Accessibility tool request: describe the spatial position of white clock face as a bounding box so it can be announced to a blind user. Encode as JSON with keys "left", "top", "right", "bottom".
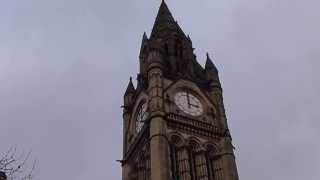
{"left": 136, "top": 102, "right": 148, "bottom": 132}
{"left": 174, "top": 91, "right": 203, "bottom": 116}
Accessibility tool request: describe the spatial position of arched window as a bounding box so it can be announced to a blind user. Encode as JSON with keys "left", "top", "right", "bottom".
{"left": 189, "top": 141, "right": 209, "bottom": 180}
{"left": 129, "top": 144, "right": 151, "bottom": 180}
{"left": 206, "top": 144, "right": 223, "bottom": 180}
{"left": 169, "top": 134, "right": 192, "bottom": 180}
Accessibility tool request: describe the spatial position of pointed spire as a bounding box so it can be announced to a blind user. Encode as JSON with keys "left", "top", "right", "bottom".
{"left": 187, "top": 34, "right": 193, "bottom": 44}
{"left": 124, "top": 77, "right": 135, "bottom": 95}
{"left": 150, "top": 0, "right": 186, "bottom": 39}
{"left": 139, "top": 32, "right": 148, "bottom": 57}
{"left": 205, "top": 53, "right": 218, "bottom": 73}
{"left": 143, "top": 32, "right": 148, "bottom": 41}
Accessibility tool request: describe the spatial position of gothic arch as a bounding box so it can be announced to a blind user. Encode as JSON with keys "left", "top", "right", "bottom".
{"left": 168, "top": 131, "right": 185, "bottom": 147}
{"left": 186, "top": 137, "right": 202, "bottom": 150}
{"left": 129, "top": 92, "right": 149, "bottom": 135}
{"left": 204, "top": 142, "right": 220, "bottom": 154}
{"left": 164, "top": 79, "right": 215, "bottom": 111}
{"left": 204, "top": 142, "right": 224, "bottom": 180}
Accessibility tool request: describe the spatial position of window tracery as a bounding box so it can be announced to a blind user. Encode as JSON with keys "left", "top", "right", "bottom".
{"left": 169, "top": 134, "right": 224, "bottom": 180}
{"left": 207, "top": 144, "right": 223, "bottom": 180}
{"left": 128, "top": 144, "right": 151, "bottom": 180}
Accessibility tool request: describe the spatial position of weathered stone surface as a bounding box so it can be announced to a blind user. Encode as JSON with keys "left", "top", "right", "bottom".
{"left": 121, "top": 1, "right": 239, "bottom": 180}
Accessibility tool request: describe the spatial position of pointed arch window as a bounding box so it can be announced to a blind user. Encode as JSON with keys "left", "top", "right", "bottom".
{"left": 189, "top": 141, "right": 209, "bottom": 180}
{"left": 169, "top": 135, "right": 192, "bottom": 180}
{"left": 206, "top": 144, "right": 223, "bottom": 180}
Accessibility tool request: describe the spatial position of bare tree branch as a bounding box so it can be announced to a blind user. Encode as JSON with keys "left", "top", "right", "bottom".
{"left": 0, "top": 147, "right": 36, "bottom": 180}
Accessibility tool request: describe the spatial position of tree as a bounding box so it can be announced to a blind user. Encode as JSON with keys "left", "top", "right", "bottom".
{"left": 0, "top": 147, "right": 36, "bottom": 180}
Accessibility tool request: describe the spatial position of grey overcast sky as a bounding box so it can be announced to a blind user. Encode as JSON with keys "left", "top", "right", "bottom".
{"left": 0, "top": 0, "right": 319, "bottom": 179}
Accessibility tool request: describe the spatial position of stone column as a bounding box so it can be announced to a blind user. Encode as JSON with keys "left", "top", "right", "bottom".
{"left": 220, "top": 138, "right": 239, "bottom": 180}
{"left": 122, "top": 163, "right": 131, "bottom": 180}
{"left": 122, "top": 104, "right": 131, "bottom": 180}
{"left": 208, "top": 87, "right": 227, "bottom": 130}
{"left": 147, "top": 51, "right": 170, "bottom": 180}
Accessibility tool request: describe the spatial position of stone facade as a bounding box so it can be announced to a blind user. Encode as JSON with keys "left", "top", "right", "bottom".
{"left": 121, "top": 1, "right": 239, "bottom": 180}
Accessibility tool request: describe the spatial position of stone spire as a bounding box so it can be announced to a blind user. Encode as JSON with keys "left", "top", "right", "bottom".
{"left": 205, "top": 53, "right": 218, "bottom": 74}
{"left": 124, "top": 77, "right": 135, "bottom": 96}
{"left": 150, "top": 0, "right": 187, "bottom": 39}
{"left": 139, "top": 32, "right": 149, "bottom": 57}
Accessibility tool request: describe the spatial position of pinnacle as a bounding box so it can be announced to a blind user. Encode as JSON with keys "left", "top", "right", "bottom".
{"left": 142, "top": 32, "right": 148, "bottom": 45}
{"left": 205, "top": 53, "right": 218, "bottom": 73}
{"left": 143, "top": 32, "right": 148, "bottom": 40}
{"left": 139, "top": 32, "right": 149, "bottom": 57}
{"left": 206, "top": 53, "right": 211, "bottom": 61}
{"left": 150, "top": 0, "right": 186, "bottom": 39}
{"left": 124, "top": 77, "right": 135, "bottom": 95}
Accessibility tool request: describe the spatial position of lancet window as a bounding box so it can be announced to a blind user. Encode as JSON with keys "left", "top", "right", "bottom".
{"left": 169, "top": 134, "right": 223, "bottom": 180}
{"left": 128, "top": 144, "right": 151, "bottom": 180}
{"left": 207, "top": 144, "right": 223, "bottom": 180}
{"left": 189, "top": 141, "right": 209, "bottom": 180}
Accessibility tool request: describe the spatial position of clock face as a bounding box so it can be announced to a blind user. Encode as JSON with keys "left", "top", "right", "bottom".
{"left": 136, "top": 102, "right": 148, "bottom": 132}
{"left": 174, "top": 91, "right": 203, "bottom": 116}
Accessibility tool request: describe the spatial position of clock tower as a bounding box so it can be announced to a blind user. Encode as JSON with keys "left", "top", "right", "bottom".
{"left": 121, "top": 1, "right": 239, "bottom": 180}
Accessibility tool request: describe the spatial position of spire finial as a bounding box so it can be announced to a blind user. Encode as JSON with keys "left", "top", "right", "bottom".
{"left": 150, "top": 0, "right": 187, "bottom": 39}
{"left": 205, "top": 52, "right": 218, "bottom": 73}
{"left": 139, "top": 32, "right": 149, "bottom": 57}
{"left": 125, "top": 76, "right": 135, "bottom": 95}
{"left": 142, "top": 32, "right": 148, "bottom": 40}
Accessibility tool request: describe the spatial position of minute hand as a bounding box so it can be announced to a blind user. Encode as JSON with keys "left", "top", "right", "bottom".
{"left": 189, "top": 103, "right": 199, "bottom": 108}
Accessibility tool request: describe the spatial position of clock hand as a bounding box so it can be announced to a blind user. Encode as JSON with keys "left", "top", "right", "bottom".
{"left": 186, "top": 92, "right": 191, "bottom": 108}
{"left": 189, "top": 103, "right": 199, "bottom": 108}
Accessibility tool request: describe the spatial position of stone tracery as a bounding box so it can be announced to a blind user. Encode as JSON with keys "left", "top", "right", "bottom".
{"left": 168, "top": 133, "right": 223, "bottom": 180}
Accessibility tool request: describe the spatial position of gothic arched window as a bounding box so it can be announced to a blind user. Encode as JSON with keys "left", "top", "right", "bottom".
{"left": 206, "top": 144, "right": 223, "bottom": 180}
{"left": 169, "top": 134, "right": 192, "bottom": 180}
{"left": 188, "top": 141, "right": 209, "bottom": 180}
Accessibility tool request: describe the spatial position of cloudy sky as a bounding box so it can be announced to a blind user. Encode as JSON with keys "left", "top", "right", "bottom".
{"left": 0, "top": 0, "right": 319, "bottom": 179}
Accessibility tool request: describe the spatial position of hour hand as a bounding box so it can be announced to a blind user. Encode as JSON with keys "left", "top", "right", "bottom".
{"left": 189, "top": 103, "right": 199, "bottom": 108}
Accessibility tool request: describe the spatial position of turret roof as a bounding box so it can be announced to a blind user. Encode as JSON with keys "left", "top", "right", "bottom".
{"left": 124, "top": 77, "right": 135, "bottom": 95}
{"left": 205, "top": 53, "right": 218, "bottom": 73}
{"left": 150, "top": 0, "right": 187, "bottom": 39}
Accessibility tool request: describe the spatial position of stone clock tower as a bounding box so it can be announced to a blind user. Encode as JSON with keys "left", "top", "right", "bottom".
{"left": 121, "top": 1, "right": 239, "bottom": 180}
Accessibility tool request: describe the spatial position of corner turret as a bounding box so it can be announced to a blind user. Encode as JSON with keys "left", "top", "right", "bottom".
{"left": 205, "top": 53, "right": 221, "bottom": 88}
{"left": 205, "top": 53, "right": 218, "bottom": 74}
{"left": 123, "top": 77, "right": 136, "bottom": 108}
{"left": 139, "top": 32, "right": 149, "bottom": 59}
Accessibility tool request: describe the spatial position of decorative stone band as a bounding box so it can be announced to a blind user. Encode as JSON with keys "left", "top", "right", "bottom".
{"left": 166, "top": 113, "right": 226, "bottom": 138}
{"left": 148, "top": 133, "right": 170, "bottom": 144}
